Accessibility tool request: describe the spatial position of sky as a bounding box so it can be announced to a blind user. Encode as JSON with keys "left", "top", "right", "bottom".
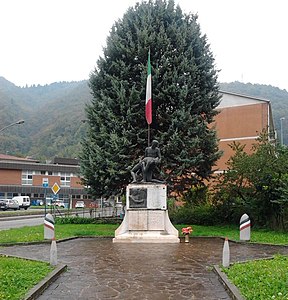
{"left": 1, "top": 0, "right": 287, "bottom": 91}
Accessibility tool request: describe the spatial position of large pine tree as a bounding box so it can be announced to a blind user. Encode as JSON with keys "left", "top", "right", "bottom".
{"left": 80, "top": 0, "right": 222, "bottom": 197}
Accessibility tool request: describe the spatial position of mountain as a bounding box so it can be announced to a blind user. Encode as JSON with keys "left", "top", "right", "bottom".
{"left": 1, "top": 77, "right": 288, "bottom": 160}
{"left": 0, "top": 77, "right": 92, "bottom": 160}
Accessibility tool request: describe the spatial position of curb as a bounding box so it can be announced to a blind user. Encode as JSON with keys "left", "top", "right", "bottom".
{"left": 0, "top": 235, "right": 113, "bottom": 247}
{"left": 213, "top": 265, "right": 245, "bottom": 300}
{"left": 24, "top": 263, "right": 67, "bottom": 300}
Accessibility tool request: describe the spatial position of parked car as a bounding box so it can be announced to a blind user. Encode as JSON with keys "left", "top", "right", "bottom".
{"left": 75, "top": 201, "right": 85, "bottom": 208}
{"left": 0, "top": 199, "right": 8, "bottom": 210}
{"left": 12, "top": 196, "right": 30, "bottom": 210}
{"left": 55, "top": 200, "right": 65, "bottom": 208}
{"left": 89, "top": 201, "right": 98, "bottom": 208}
{"left": 0, "top": 199, "right": 20, "bottom": 211}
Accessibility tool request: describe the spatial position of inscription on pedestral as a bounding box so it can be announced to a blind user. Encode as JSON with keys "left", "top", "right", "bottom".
{"left": 129, "top": 188, "right": 147, "bottom": 208}
{"left": 148, "top": 211, "right": 165, "bottom": 230}
{"left": 147, "top": 186, "right": 166, "bottom": 209}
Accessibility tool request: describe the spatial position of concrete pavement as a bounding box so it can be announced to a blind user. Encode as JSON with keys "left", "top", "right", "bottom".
{"left": 1, "top": 237, "right": 288, "bottom": 299}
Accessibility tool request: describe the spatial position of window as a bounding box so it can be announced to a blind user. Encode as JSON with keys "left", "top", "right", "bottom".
{"left": 22, "top": 170, "right": 33, "bottom": 185}
{"left": 60, "top": 173, "right": 71, "bottom": 187}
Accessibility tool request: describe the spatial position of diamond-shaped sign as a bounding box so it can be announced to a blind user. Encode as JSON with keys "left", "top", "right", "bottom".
{"left": 51, "top": 182, "right": 60, "bottom": 195}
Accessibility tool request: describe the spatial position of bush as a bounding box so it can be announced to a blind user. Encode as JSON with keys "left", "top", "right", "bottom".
{"left": 55, "top": 217, "right": 121, "bottom": 225}
{"left": 170, "top": 205, "right": 222, "bottom": 225}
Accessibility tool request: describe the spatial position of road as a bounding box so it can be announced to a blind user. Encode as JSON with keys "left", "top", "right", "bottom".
{"left": 0, "top": 215, "right": 44, "bottom": 230}
{"left": 0, "top": 207, "right": 122, "bottom": 230}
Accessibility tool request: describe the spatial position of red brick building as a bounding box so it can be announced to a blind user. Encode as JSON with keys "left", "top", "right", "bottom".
{"left": 0, "top": 155, "right": 87, "bottom": 207}
{"left": 215, "top": 91, "right": 275, "bottom": 171}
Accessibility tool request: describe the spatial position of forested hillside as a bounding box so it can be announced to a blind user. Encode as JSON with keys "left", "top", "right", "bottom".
{"left": 1, "top": 77, "right": 288, "bottom": 160}
{"left": 0, "top": 77, "right": 92, "bottom": 160}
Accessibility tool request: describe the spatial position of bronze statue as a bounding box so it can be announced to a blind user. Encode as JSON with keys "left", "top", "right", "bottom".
{"left": 131, "top": 140, "right": 163, "bottom": 183}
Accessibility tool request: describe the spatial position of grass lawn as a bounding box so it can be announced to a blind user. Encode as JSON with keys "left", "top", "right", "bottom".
{"left": 0, "top": 255, "right": 53, "bottom": 300}
{"left": 222, "top": 254, "right": 288, "bottom": 300}
{"left": 0, "top": 223, "right": 288, "bottom": 245}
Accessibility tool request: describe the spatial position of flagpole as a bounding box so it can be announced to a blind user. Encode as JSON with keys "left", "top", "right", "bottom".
{"left": 145, "top": 49, "right": 152, "bottom": 147}
{"left": 148, "top": 124, "right": 151, "bottom": 146}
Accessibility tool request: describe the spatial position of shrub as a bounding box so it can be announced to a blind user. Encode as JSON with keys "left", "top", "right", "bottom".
{"left": 55, "top": 217, "right": 121, "bottom": 225}
{"left": 170, "top": 204, "right": 222, "bottom": 225}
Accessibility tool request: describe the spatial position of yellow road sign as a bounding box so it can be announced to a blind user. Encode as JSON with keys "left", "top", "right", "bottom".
{"left": 51, "top": 182, "right": 60, "bottom": 195}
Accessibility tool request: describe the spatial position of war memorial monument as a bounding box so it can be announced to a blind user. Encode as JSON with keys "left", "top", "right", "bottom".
{"left": 113, "top": 140, "right": 179, "bottom": 243}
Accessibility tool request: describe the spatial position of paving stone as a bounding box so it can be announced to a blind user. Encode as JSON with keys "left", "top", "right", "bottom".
{"left": 1, "top": 237, "right": 288, "bottom": 299}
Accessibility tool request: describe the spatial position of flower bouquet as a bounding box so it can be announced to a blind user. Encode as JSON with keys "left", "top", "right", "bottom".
{"left": 182, "top": 226, "right": 193, "bottom": 243}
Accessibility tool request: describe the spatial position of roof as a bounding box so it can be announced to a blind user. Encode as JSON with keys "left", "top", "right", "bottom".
{"left": 52, "top": 157, "right": 79, "bottom": 165}
{"left": 0, "top": 154, "right": 79, "bottom": 172}
{"left": 0, "top": 154, "right": 39, "bottom": 163}
{"left": 219, "top": 90, "right": 270, "bottom": 109}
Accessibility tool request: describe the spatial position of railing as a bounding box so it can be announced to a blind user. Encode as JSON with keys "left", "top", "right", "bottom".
{"left": 52, "top": 206, "right": 124, "bottom": 219}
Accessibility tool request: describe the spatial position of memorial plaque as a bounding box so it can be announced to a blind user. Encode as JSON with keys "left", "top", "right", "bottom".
{"left": 147, "top": 185, "right": 167, "bottom": 209}
{"left": 128, "top": 210, "right": 148, "bottom": 230}
{"left": 148, "top": 210, "right": 165, "bottom": 230}
{"left": 129, "top": 188, "right": 147, "bottom": 208}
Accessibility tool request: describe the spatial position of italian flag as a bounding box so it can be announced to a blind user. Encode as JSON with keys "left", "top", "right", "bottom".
{"left": 145, "top": 50, "right": 152, "bottom": 125}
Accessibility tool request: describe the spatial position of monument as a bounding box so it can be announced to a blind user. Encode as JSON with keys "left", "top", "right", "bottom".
{"left": 113, "top": 140, "right": 179, "bottom": 243}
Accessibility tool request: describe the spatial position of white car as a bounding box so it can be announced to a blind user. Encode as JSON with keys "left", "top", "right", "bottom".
{"left": 55, "top": 200, "right": 65, "bottom": 208}
{"left": 75, "top": 201, "right": 85, "bottom": 208}
{"left": 0, "top": 199, "right": 20, "bottom": 211}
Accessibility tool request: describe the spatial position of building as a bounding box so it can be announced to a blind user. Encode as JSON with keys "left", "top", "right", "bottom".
{"left": 214, "top": 91, "right": 275, "bottom": 171}
{"left": 0, "top": 155, "right": 89, "bottom": 207}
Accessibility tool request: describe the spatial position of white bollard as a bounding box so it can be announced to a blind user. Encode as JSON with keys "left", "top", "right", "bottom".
{"left": 222, "top": 237, "right": 230, "bottom": 267}
{"left": 44, "top": 213, "right": 55, "bottom": 240}
{"left": 50, "top": 239, "right": 57, "bottom": 266}
{"left": 240, "top": 213, "right": 251, "bottom": 241}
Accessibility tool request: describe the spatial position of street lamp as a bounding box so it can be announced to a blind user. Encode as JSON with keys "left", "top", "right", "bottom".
{"left": 280, "top": 117, "right": 285, "bottom": 145}
{"left": 0, "top": 120, "right": 25, "bottom": 133}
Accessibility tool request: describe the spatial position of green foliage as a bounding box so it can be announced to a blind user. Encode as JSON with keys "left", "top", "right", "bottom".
{"left": 222, "top": 255, "right": 288, "bottom": 300}
{"left": 56, "top": 217, "right": 121, "bottom": 225}
{"left": 0, "top": 78, "right": 91, "bottom": 159}
{"left": 170, "top": 204, "right": 221, "bottom": 225}
{"left": 213, "top": 132, "right": 288, "bottom": 230}
{"left": 1, "top": 78, "right": 288, "bottom": 160}
{"left": 0, "top": 255, "right": 53, "bottom": 300}
{"left": 81, "top": 0, "right": 221, "bottom": 197}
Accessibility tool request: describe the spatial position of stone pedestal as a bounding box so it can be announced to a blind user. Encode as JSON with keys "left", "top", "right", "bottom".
{"left": 113, "top": 183, "right": 179, "bottom": 243}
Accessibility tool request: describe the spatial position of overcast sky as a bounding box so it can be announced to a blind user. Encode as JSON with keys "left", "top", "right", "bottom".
{"left": 1, "top": 0, "right": 287, "bottom": 91}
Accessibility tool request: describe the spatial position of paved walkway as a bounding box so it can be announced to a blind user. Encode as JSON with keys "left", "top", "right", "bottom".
{"left": 1, "top": 237, "right": 288, "bottom": 299}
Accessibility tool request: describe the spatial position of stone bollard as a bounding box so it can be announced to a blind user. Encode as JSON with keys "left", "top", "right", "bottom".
{"left": 44, "top": 214, "right": 57, "bottom": 265}
{"left": 44, "top": 213, "right": 55, "bottom": 240}
{"left": 222, "top": 237, "right": 230, "bottom": 267}
{"left": 50, "top": 238, "right": 57, "bottom": 266}
{"left": 240, "top": 213, "right": 251, "bottom": 241}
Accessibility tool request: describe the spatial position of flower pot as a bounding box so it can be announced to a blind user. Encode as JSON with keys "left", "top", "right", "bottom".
{"left": 184, "top": 234, "right": 189, "bottom": 243}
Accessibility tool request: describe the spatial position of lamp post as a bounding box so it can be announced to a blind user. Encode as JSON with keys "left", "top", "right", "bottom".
{"left": 280, "top": 117, "right": 285, "bottom": 146}
{"left": 0, "top": 120, "right": 25, "bottom": 133}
